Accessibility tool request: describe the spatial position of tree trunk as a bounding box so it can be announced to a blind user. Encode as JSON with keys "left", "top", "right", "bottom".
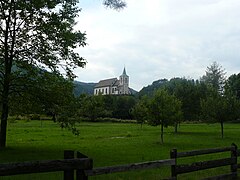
{"left": 160, "top": 123, "right": 164, "bottom": 144}
{"left": 220, "top": 121, "right": 224, "bottom": 139}
{"left": 0, "top": 0, "right": 15, "bottom": 148}
{"left": 0, "top": 81, "right": 10, "bottom": 148}
{"left": 174, "top": 123, "right": 178, "bottom": 133}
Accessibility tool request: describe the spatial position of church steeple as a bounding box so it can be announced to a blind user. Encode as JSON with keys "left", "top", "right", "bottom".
{"left": 122, "top": 67, "right": 127, "bottom": 75}
{"left": 119, "top": 66, "right": 129, "bottom": 94}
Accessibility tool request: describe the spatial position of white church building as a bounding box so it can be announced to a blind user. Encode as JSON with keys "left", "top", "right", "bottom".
{"left": 94, "top": 67, "right": 131, "bottom": 95}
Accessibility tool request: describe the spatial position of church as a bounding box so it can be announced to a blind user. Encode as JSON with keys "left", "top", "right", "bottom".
{"left": 94, "top": 67, "right": 131, "bottom": 95}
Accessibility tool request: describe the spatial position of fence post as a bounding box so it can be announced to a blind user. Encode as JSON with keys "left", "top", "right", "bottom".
{"left": 76, "top": 151, "right": 93, "bottom": 180}
{"left": 170, "top": 148, "right": 177, "bottom": 180}
{"left": 231, "top": 143, "right": 238, "bottom": 177}
{"left": 64, "top": 150, "right": 75, "bottom": 180}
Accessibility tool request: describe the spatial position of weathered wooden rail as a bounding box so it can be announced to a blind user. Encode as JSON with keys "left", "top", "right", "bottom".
{"left": 0, "top": 144, "right": 239, "bottom": 179}
{"left": 85, "top": 159, "right": 174, "bottom": 176}
{"left": 0, "top": 150, "right": 93, "bottom": 179}
{"left": 170, "top": 143, "right": 238, "bottom": 180}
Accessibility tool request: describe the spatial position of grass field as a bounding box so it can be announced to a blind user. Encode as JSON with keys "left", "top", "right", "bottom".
{"left": 0, "top": 120, "right": 240, "bottom": 179}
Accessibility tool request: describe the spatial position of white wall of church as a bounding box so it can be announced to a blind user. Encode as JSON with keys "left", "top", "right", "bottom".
{"left": 94, "top": 86, "right": 119, "bottom": 95}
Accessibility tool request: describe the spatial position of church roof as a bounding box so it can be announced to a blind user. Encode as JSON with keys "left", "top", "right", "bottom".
{"left": 122, "top": 67, "right": 127, "bottom": 75}
{"left": 95, "top": 78, "right": 119, "bottom": 88}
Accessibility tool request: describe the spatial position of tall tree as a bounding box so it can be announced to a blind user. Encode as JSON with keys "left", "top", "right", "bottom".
{"left": 164, "top": 78, "right": 206, "bottom": 122}
{"left": 0, "top": 0, "right": 126, "bottom": 148}
{"left": 200, "top": 88, "right": 240, "bottom": 138}
{"left": 0, "top": 0, "right": 87, "bottom": 148}
{"left": 201, "top": 61, "right": 226, "bottom": 93}
{"left": 148, "top": 89, "right": 182, "bottom": 143}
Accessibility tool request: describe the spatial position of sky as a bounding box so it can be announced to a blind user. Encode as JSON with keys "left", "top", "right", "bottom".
{"left": 73, "top": 0, "right": 240, "bottom": 91}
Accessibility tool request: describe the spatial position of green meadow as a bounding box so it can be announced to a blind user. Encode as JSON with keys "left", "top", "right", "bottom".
{"left": 0, "top": 120, "right": 240, "bottom": 179}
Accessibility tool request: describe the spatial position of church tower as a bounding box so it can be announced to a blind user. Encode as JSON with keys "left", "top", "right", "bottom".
{"left": 119, "top": 67, "right": 129, "bottom": 94}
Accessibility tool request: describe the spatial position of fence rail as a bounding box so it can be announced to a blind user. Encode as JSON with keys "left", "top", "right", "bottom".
{"left": 0, "top": 143, "right": 239, "bottom": 179}
{"left": 171, "top": 143, "right": 238, "bottom": 179}
{"left": 176, "top": 146, "right": 234, "bottom": 158}
{"left": 176, "top": 157, "right": 235, "bottom": 174}
{"left": 0, "top": 158, "right": 92, "bottom": 176}
{"left": 85, "top": 159, "right": 174, "bottom": 176}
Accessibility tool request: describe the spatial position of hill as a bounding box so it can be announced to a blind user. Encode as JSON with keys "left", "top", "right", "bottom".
{"left": 138, "top": 79, "right": 168, "bottom": 96}
{"left": 73, "top": 81, "right": 96, "bottom": 96}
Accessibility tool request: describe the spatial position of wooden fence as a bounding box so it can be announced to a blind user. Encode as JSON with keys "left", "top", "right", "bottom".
{"left": 170, "top": 143, "right": 238, "bottom": 180}
{"left": 0, "top": 150, "right": 93, "bottom": 179}
{"left": 0, "top": 144, "right": 239, "bottom": 179}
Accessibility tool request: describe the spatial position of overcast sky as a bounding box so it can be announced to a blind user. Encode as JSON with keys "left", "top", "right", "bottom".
{"left": 73, "top": 0, "right": 240, "bottom": 91}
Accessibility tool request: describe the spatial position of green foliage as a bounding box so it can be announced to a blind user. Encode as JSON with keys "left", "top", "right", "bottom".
{"left": 112, "top": 96, "right": 136, "bottom": 119}
{"left": 201, "top": 61, "right": 226, "bottom": 93}
{"left": 225, "top": 73, "right": 240, "bottom": 99}
{"left": 138, "top": 78, "right": 208, "bottom": 122}
{"left": 103, "top": 0, "right": 127, "bottom": 10}
{"left": 78, "top": 95, "right": 106, "bottom": 121}
{"left": 148, "top": 89, "right": 183, "bottom": 143}
{"left": 130, "top": 96, "right": 148, "bottom": 127}
{"left": 73, "top": 81, "right": 96, "bottom": 96}
{"left": 10, "top": 71, "right": 75, "bottom": 117}
{"left": 0, "top": 0, "right": 87, "bottom": 147}
{"left": 138, "top": 79, "right": 168, "bottom": 97}
{"left": 164, "top": 78, "right": 208, "bottom": 121}
{"left": 200, "top": 88, "right": 240, "bottom": 138}
{"left": 77, "top": 95, "right": 136, "bottom": 121}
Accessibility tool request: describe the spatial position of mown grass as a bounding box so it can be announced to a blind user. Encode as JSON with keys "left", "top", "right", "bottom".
{"left": 0, "top": 120, "right": 240, "bottom": 179}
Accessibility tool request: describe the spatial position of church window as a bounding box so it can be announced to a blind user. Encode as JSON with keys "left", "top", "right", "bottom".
{"left": 98, "top": 89, "right": 101, "bottom": 94}
{"left": 112, "top": 88, "right": 114, "bottom": 93}
{"left": 106, "top": 88, "right": 108, "bottom": 94}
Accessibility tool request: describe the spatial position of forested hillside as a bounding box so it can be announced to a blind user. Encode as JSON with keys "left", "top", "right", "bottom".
{"left": 73, "top": 81, "right": 96, "bottom": 96}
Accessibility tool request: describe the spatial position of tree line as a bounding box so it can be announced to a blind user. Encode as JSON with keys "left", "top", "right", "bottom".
{"left": 3, "top": 61, "right": 240, "bottom": 144}
{"left": 133, "top": 62, "right": 240, "bottom": 143}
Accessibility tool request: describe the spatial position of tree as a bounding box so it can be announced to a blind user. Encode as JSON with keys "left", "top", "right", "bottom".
{"left": 225, "top": 73, "right": 240, "bottom": 99}
{"left": 200, "top": 88, "right": 240, "bottom": 138}
{"left": 0, "top": 0, "right": 127, "bottom": 148}
{"left": 79, "top": 95, "right": 105, "bottom": 121}
{"left": 131, "top": 96, "right": 148, "bottom": 128}
{"left": 112, "top": 96, "right": 136, "bottom": 119}
{"left": 148, "top": 89, "right": 182, "bottom": 143}
{"left": 0, "top": 0, "right": 88, "bottom": 147}
{"left": 164, "top": 78, "right": 206, "bottom": 122}
{"left": 103, "top": 0, "right": 126, "bottom": 10}
{"left": 32, "top": 71, "right": 75, "bottom": 121}
{"left": 201, "top": 61, "right": 226, "bottom": 93}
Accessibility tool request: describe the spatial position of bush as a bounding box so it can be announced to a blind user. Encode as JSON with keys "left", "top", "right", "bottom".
{"left": 28, "top": 114, "right": 41, "bottom": 120}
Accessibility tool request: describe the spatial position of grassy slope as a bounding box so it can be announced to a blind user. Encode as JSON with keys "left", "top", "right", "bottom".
{"left": 0, "top": 120, "right": 240, "bottom": 179}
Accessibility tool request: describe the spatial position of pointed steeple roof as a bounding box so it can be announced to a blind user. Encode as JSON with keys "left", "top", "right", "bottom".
{"left": 122, "top": 67, "right": 127, "bottom": 75}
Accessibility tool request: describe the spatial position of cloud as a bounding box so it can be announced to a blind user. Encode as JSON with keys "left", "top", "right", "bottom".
{"left": 74, "top": 0, "right": 240, "bottom": 91}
